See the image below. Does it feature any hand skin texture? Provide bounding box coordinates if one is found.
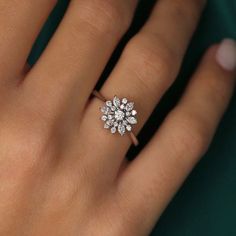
[0,0,235,235]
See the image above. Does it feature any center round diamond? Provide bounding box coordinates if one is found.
[115,110,125,121]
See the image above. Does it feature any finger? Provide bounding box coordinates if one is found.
[0,1,56,83]
[24,0,138,115]
[116,40,236,235]
[82,0,206,170]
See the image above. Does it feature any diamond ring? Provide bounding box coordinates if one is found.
[93,90,139,146]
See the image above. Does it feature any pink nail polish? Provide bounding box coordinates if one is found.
[216,39,236,71]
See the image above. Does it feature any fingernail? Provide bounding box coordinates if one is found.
[216,39,236,71]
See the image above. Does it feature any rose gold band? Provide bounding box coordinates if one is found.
[92,90,139,146]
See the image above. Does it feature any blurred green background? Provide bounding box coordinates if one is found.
[28,0,236,235]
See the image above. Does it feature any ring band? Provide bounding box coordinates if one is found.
[92,90,139,146]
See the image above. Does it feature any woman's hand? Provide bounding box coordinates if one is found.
[0,0,235,235]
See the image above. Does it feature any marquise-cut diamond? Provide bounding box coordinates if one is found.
[118,124,126,136]
[100,96,137,136]
[111,127,116,134]
[127,116,137,125]
[113,96,120,107]
[126,102,134,111]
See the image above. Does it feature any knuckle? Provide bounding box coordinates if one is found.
[125,35,177,94]
[75,0,130,36]
[169,111,211,161]
[130,35,177,79]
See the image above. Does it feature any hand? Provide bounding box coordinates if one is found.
[0,0,235,235]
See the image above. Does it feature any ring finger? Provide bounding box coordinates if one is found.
[81,0,207,171]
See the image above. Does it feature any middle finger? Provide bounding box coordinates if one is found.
[24,0,138,116]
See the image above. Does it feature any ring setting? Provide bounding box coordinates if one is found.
[100,96,137,136]
[92,90,139,146]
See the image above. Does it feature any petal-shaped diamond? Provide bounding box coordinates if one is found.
[113,96,120,107]
[127,116,137,125]
[118,124,126,136]
[126,102,134,111]
[111,127,116,134]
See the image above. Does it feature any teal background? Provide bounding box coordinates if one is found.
[28,0,236,235]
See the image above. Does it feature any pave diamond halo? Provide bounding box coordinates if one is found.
[100,96,137,136]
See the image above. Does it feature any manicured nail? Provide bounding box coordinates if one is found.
[216,39,236,71]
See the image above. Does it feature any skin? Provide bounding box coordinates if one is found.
[0,0,235,235]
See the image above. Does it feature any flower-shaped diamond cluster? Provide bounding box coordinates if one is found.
[100,96,137,136]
